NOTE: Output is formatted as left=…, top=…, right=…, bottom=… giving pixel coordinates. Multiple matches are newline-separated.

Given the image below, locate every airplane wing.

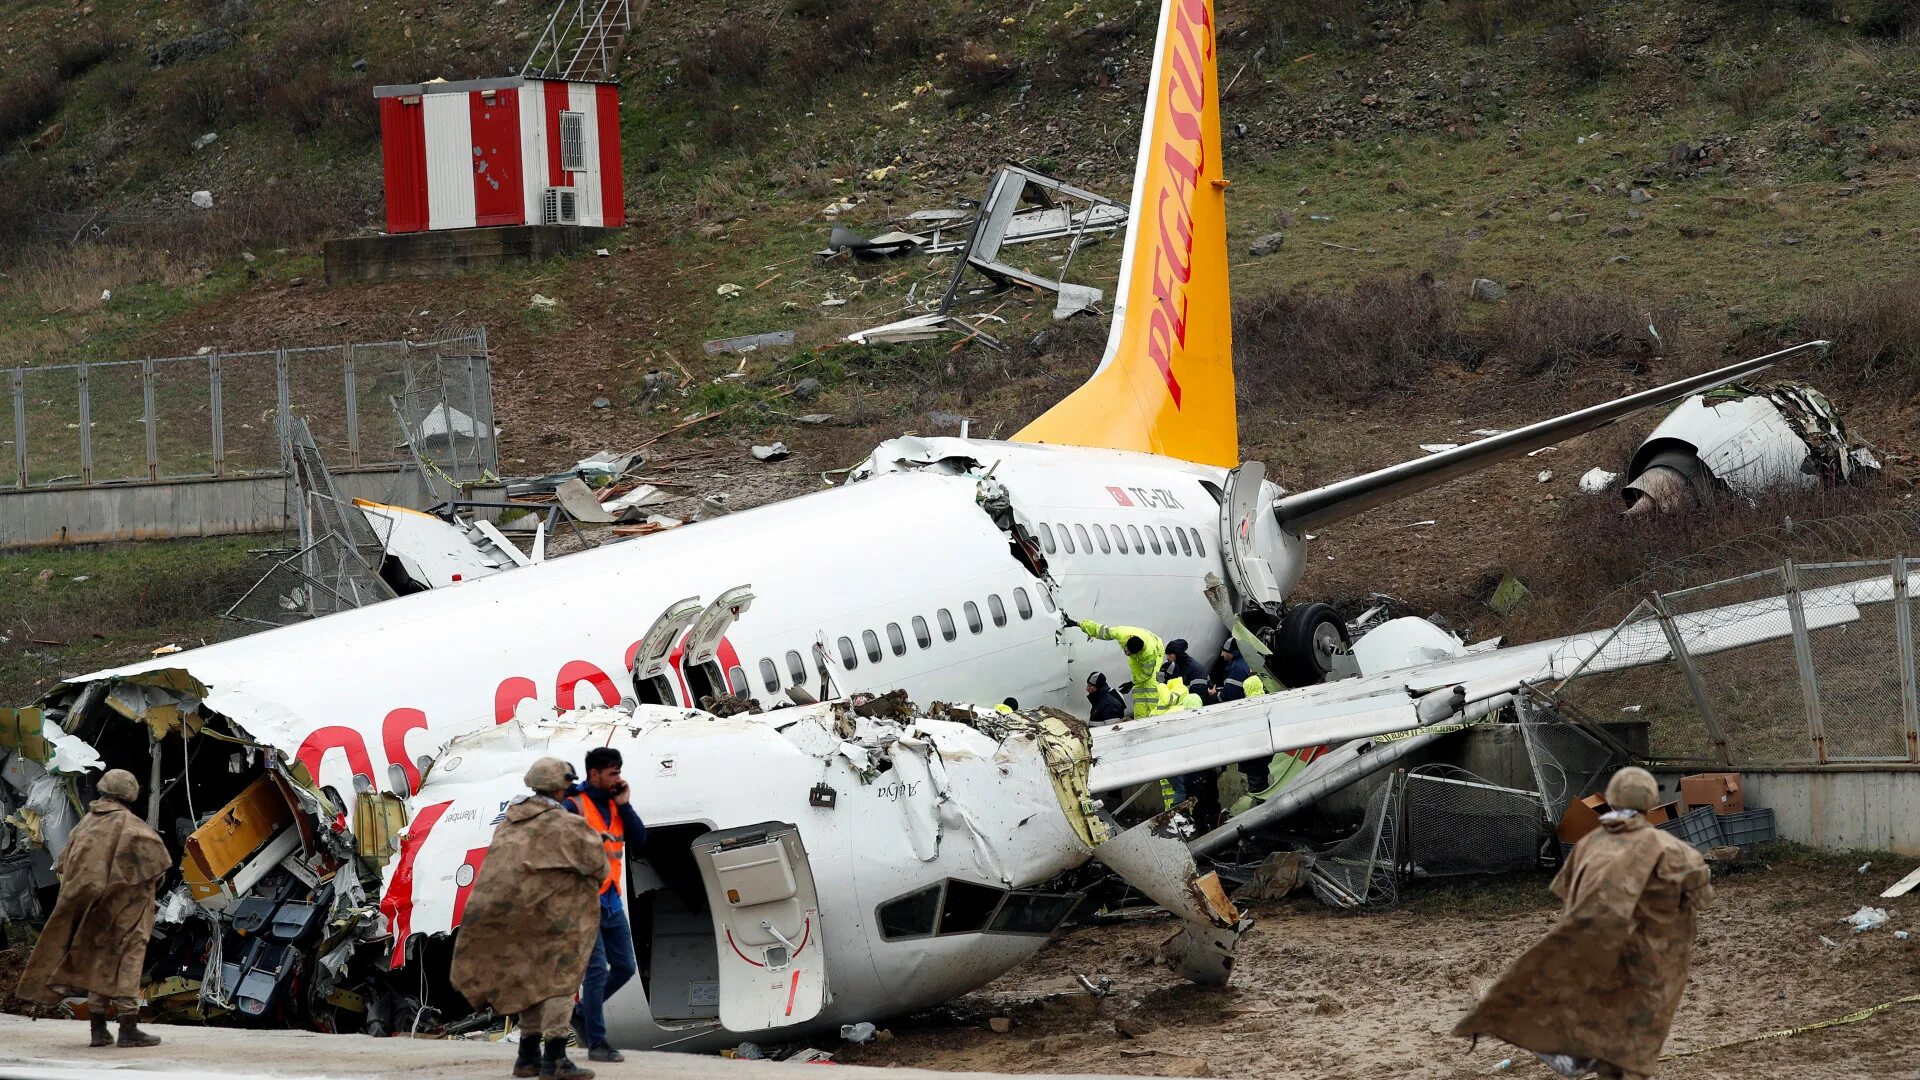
left=1271, top=342, right=1829, bottom=532
left=1088, top=562, right=1905, bottom=795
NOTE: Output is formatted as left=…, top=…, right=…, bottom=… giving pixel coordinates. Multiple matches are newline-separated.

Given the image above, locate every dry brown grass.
left=1543, top=25, right=1625, bottom=85
left=1481, top=292, right=1675, bottom=378
left=1234, top=274, right=1483, bottom=404
left=1798, top=274, right=1920, bottom=402
left=0, top=245, right=198, bottom=319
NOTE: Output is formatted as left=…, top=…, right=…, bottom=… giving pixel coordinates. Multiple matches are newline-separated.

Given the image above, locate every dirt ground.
left=835, top=851, right=1920, bottom=1080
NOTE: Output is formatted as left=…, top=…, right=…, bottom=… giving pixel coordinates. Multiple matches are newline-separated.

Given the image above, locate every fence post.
left=1895, top=554, right=1919, bottom=764
left=142, top=358, right=158, bottom=481
left=344, top=344, right=361, bottom=468
left=209, top=352, right=226, bottom=478
left=275, top=347, right=292, bottom=445
left=10, top=369, right=24, bottom=488
left=1650, top=592, right=1732, bottom=766
left=77, top=364, right=92, bottom=486
left=1782, top=559, right=1828, bottom=765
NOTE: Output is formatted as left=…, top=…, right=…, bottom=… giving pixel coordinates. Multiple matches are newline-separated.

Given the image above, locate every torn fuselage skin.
left=8, top=672, right=376, bottom=1029
left=1623, top=382, right=1879, bottom=514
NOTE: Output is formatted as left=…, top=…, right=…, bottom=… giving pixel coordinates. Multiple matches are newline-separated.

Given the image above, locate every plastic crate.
left=1658, top=805, right=1725, bottom=852
left=1718, top=807, right=1777, bottom=848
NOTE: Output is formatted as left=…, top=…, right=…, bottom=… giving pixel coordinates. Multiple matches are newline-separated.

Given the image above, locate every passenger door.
left=1218, top=462, right=1284, bottom=612
left=633, top=597, right=703, bottom=704
left=690, top=822, right=828, bottom=1031
left=681, top=586, right=755, bottom=698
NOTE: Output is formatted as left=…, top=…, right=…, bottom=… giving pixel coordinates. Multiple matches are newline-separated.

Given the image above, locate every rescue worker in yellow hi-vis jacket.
left=1065, top=615, right=1168, bottom=718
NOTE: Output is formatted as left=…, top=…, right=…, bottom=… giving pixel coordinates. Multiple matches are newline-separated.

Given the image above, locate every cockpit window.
left=878, top=884, right=941, bottom=940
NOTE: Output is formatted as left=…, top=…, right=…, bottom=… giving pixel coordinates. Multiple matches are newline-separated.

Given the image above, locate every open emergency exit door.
left=691, top=821, right=827, bottom=1031
left=1219, top=462, right=1284, bottom=612
left=680, top=586, right=754, bottom=702
left=632, top=597, right=702, bottom=705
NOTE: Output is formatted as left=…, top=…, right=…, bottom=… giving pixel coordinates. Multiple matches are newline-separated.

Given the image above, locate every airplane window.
left=1039, top=588, right=1056, bottom=612
left=1190, top=529, right=1207, bottom=557
left=863, top=630, right=882, bottom=663
left=1145, top=526, right=1163, bottom=554
left=1073, top=524, right=1092, bottom=552
left=913, top=616, right=932, bottom=648
left=964, top=602, right=984, bottom=634
left=838, top=635, right=858, bottom=669
left=1127, top=524, right=1144, bottom=552
left=1112, top=524, right=1129, bottom=553
left=1176, top=528, right=1194, bottom=557
left=1160, top=525, right=1177, bottom=553
left=760, top=658, right=780, bottom=693
left=1058, top=524, right=1075, bottom=554
left=877, top=884, right=942, bottom=940
left=1038, top=523, right=1057, bottom=554
left=726, top=666, right=747, bottom=694
left=988, top=594, right=1007, bottom=627
left=938, top=879, right=1007, bottom=935
left=786, top=650, right=806, bottom=685
left=1092, top=525, right=1112, bottom=554
left=887, top=623, right=907, bottom=656
left=1014, top=588, right=1033, bottom=619
left=938, top=609, right=957, bottom=642
left=989, top=891, right=1080, bottom=935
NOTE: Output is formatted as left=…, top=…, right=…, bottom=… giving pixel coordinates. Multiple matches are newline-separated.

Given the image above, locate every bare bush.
left=1857, top=0, right=1920, bottom=37
left=1481, top=293, right=1673, bottom=377
left=1543, top=25, right=1624, bottom=84
left=54, top=24, right=123, bottom=81
left=0, top=69, right=61, bottom=146
left=1723, top=61, right=1791, bottom=117
left=1800, top=274, right=1920, bottom=401
left=1235, top=274, right=1483, bottom=403
left=949, top=43, right=1021, bottom=103
left=686, top=19, right=775, bottom=87
left=1449, top=0, right=1567, bottom=45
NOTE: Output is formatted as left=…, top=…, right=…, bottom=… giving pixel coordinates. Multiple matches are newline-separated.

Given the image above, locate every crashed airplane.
left=0, top=0, right=1841, bottom=1049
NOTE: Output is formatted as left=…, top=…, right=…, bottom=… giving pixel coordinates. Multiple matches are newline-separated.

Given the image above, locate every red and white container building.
left=373, top=76, right=625, bottom=234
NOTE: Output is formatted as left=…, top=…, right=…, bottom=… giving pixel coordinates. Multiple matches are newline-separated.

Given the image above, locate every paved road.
left=0, top=1016, right=1113, bottom=1080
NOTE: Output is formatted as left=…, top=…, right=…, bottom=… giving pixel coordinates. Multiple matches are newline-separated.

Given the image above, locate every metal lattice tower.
left=523, top=0, right=635, bottom=81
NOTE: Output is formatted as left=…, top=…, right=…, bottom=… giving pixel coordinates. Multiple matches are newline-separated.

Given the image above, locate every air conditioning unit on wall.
left=542, top=188, right=578, bottom=225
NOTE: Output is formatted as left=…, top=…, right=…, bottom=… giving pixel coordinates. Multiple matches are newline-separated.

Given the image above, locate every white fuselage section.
left=82, top=438, right=1296, bottom=816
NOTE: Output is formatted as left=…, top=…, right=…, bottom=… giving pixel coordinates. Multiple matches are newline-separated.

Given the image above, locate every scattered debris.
left=190, top=190, right=215, bottom=210
left=1846, top=907, right=1891, bottom=933
left=716, top=283, right=743, bottom=299
left=1537, top=469, right=1553, bottom=483
left=704, top=330, right=796, bottom=355
left=1486, top=574, right=1531, bottom=616
left=841, top=1022, right=877, bottom=1043
left=1579, top=468, right=1621, bottom=493
left=1880, top=865, right=1920, bottom=899
left=552, top=477, right=616, bottom=524
left=1419, top=443, right=1461, bottom=454
left=528, top=293, right=559, bottom=309
left=1470, top=278, right=1507, bottom=302
left=750, top=442, right=791, bottom=463
left=192, top=132, right=220, bottom=151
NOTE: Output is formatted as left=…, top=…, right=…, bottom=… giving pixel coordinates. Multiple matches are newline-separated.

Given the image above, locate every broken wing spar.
left=1271, top=341, right=1831, bottom=533
left=1087, top=555, right=1899, bottom=793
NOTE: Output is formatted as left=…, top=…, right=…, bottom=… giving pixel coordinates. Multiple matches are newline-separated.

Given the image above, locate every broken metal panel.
left=1092, top=811, right=1247, bottom=986
left=356, top=499, right=516, bottom=590
left=181, top=775, right=298, bottom=908
left=1624, top=381, right=1879, bottom=513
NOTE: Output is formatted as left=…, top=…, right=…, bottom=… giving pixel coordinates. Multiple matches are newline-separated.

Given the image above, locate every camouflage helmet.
left=97, top=769, right=140, bottom=802
left=1605, top=766, right=1660, bottom=812
left=523, top=756, right=578, bottom=795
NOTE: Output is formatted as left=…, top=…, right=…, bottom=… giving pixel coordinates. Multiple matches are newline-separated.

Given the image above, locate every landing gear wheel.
left=1271, top=602, right=1348, bottom=688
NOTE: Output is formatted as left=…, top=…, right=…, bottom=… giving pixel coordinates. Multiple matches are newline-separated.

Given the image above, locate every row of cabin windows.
left=1034, top=521, right=1206, bottom=560
left=753, top=586, right=1049, bottom=693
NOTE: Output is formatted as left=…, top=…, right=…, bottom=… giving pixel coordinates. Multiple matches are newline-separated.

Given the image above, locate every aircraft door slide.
left=1219, top=462, right=1284, bottom=612
left=691, top=822, right=828, bottom=1031
left=634, top=597, right=703, bottom=704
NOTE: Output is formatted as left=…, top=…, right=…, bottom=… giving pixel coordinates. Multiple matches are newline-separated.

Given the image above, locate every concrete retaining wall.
left=323, top=225, right=620, bottom=285
left=0, top=469, right=431, bottom=548
left=1654, top=766, right=1920, bottom=856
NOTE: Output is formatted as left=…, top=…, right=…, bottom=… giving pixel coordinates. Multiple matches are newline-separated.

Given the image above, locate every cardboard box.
left=1557, top=793, right=1675, bottom=845
left=1680, top=772, right=1744, bottom=815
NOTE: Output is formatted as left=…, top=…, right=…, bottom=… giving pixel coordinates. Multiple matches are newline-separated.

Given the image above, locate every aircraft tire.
left=1271, top=602, right=1347, bottom=688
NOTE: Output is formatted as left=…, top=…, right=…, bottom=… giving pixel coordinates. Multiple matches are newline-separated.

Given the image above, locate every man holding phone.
left=563, top=747, right=648, bottom=1063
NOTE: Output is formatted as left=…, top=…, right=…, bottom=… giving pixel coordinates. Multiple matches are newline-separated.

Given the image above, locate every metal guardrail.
left=3, top=330, right=493, bottom=491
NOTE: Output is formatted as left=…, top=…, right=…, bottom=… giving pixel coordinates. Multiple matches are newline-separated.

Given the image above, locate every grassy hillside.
left=2, top=0, right=1919, bottom=694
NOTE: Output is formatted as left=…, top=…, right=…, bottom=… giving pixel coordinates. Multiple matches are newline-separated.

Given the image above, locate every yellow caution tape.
left=1661, top=993, right=1920, bottom=1060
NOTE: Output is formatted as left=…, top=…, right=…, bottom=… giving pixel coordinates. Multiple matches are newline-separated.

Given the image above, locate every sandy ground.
left=834, top=853, right=1920, bottom=1079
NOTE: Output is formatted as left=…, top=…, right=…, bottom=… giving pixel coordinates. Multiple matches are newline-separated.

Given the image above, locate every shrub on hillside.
left=1800, top=275, right=1920, bottom=401
left=54, top=24, right=123, bottom=81
left=1448, top=0, right=1571, bottom=45
left=1234, top=274, right=1483, bottom=402
left=1723, top=61, right=1790, bottom=118
left=1482, top=293, right=1673, bottom=377
left=1542, top=25, right=1624, bottom=85
left=0, top=69, right=61, bottom=146
left=1857, top=0, right=1919, bottom=37
left=264, top=66, right=375, bottom=139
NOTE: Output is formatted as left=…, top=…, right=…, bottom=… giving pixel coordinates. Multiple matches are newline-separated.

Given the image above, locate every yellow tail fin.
left=1013, top=0, right=1235, bottom=467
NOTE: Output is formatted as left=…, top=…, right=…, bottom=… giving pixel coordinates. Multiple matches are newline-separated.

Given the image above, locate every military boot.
left=541, top=1036, right=594, bottom=1080
left=116, top=1017, right=162, bottom=1048
left=88, top=1015, right=111, bottom=1048
left=512, top=1034, right=542, bottom=1077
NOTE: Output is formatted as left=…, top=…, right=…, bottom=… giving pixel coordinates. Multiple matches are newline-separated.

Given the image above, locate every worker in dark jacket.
left=562, top=747, right=648, bottom=1063
left=1161, top=639, right=1211, bottom=700
left=1085, top=672, right=1127, bottom=724
left=1216, top=641, right=1254, bottom=703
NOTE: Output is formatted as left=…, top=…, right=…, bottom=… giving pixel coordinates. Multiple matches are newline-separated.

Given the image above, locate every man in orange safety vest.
left=562, top=747, right=648, bottom=1063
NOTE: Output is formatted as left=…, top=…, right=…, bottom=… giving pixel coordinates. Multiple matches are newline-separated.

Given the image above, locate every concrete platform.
left=323, top=225, right=619, bottom=285
left=0, top=1016, right=1121, bottom=1080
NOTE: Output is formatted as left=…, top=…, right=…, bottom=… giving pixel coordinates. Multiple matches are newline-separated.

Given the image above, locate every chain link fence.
left=3, top=330, right=494, bottom=490
left=1397, top=764, right=1549, bottom=879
